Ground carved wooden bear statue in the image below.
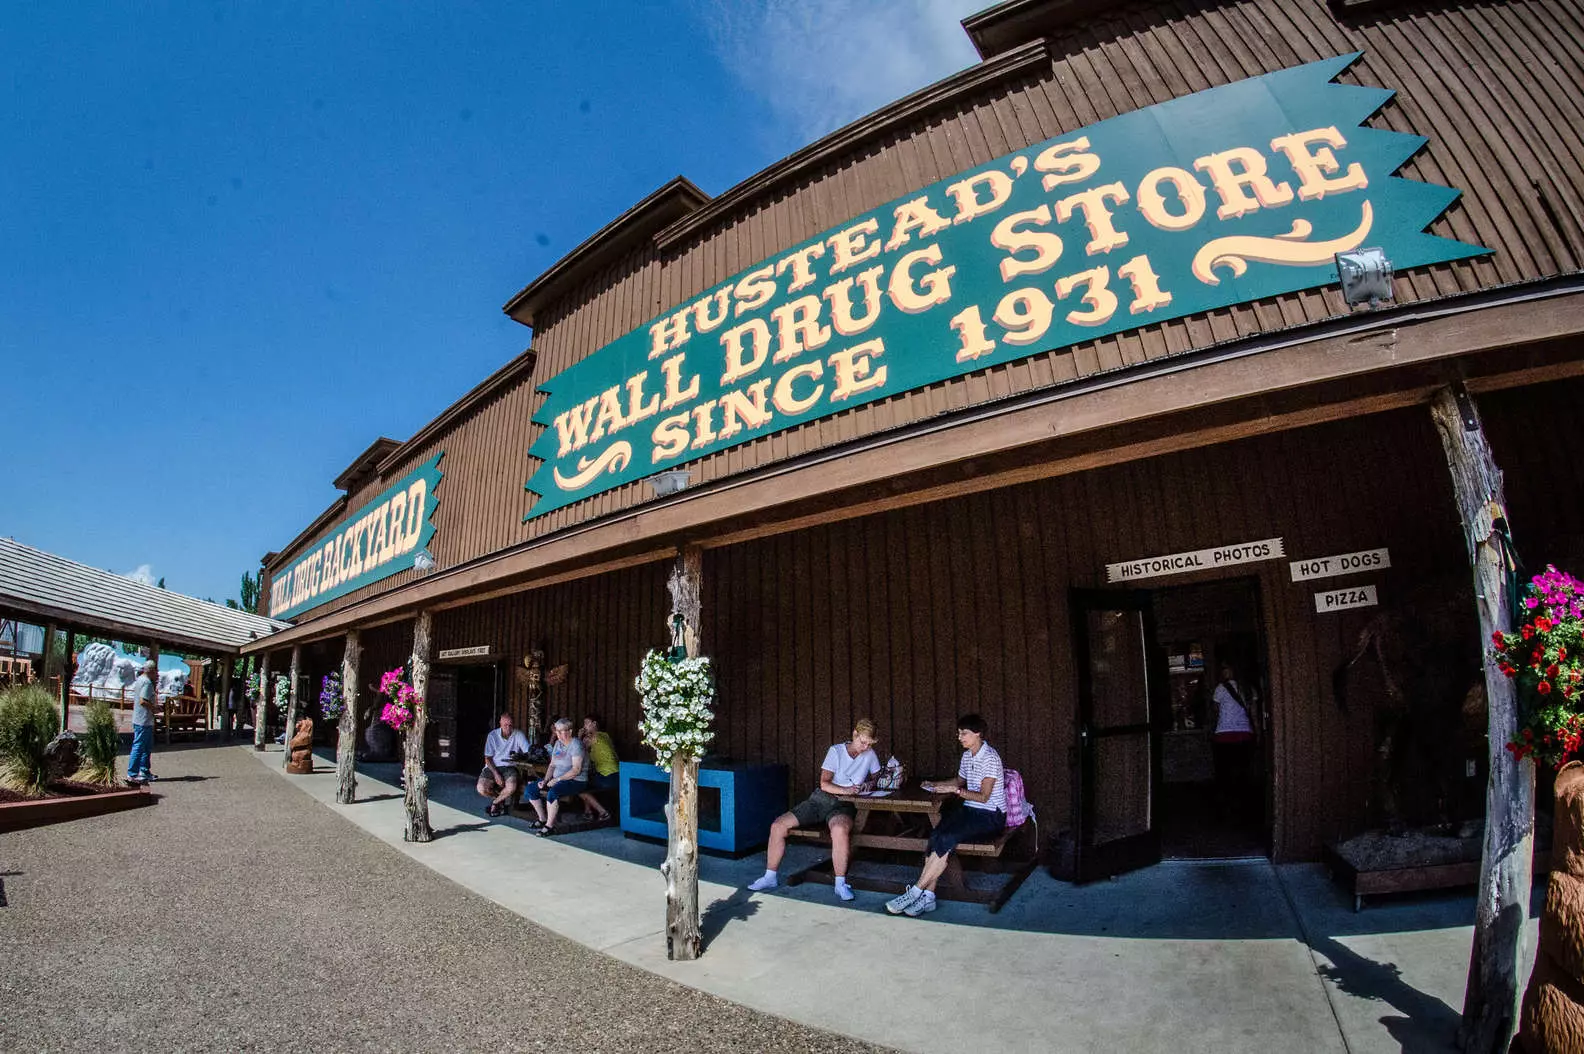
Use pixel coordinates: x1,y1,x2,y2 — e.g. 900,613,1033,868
1518,761,1584,1051
286,718,316,774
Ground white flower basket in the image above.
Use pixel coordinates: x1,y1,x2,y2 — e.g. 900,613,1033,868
635,649,716,771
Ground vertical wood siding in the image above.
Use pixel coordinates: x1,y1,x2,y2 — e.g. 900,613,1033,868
699,398,1516,862
268,0,1584,631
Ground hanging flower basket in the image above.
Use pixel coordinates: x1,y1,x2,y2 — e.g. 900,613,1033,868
246,671,262,702
319,673,345,723
272,674,291,716
1494,565,1584,768
378,666,421,733
635,649,715,770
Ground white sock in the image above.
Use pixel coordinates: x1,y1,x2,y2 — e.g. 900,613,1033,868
748,870,778,891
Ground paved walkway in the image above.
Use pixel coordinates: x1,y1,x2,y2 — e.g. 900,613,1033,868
0,743,885,1054
252,745,1540,1054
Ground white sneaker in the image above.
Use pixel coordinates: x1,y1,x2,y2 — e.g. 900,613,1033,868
747,873,778,892
885,885,923,914
904,890,937,917
834,880,855,902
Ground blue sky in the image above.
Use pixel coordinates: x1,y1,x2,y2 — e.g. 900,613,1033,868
2,1,981,606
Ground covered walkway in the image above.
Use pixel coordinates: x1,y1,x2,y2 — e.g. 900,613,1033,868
0,537,287,731
262,744,1541,1054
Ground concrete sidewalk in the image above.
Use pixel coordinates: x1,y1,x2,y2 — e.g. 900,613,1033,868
259,746,1538,1054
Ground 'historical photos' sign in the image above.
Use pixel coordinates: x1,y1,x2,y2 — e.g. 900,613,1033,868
1106,538,1284,584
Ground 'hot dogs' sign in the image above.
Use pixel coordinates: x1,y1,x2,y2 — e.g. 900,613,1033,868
525,53,1486,518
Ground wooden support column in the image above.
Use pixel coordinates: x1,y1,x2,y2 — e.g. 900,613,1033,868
282,645,302,770
403,612,433,842
150,641,165,745
54,624,72,731
1430,384,1534,1054
220,658,234,742
336,631,360,804
254,652,271,751
662,545,703,962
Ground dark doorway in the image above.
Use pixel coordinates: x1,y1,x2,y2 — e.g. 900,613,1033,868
452,664,500,774
1151,577,1269,858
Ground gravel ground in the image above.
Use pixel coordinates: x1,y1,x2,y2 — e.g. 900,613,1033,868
0,742,890,1054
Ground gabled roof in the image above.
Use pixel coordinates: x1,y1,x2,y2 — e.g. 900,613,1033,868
961,0,1113,59
0,537,287,654
502,177,710,329
333,437,403,492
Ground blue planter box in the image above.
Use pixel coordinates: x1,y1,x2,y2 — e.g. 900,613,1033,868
619,760,789,854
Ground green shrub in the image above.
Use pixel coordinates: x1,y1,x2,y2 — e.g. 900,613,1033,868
0,683,61,796
76,699,120,786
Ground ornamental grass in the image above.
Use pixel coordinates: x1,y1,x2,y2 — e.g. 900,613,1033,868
74,698,120,787
0,683,61,796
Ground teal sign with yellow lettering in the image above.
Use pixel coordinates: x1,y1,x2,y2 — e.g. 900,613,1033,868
270,453,444,620
525,53,1487,518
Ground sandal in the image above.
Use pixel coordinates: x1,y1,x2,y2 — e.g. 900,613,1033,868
535,825,554,837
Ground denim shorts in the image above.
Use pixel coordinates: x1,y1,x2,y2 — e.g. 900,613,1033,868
526,779,588,803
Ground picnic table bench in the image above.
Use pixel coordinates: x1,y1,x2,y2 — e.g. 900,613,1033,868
783,785,1036,912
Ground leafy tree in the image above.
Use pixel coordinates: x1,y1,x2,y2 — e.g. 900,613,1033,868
234,571,260,614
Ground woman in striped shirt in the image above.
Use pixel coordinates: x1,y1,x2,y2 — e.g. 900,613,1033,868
886,713,1007,917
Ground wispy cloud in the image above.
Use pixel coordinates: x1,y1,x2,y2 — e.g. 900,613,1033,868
122,563,157,586
695,0,984,147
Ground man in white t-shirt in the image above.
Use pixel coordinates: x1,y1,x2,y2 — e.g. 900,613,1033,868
476,712,532,817
747,719,881,902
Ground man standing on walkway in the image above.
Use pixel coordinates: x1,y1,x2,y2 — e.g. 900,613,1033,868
127,659,157,786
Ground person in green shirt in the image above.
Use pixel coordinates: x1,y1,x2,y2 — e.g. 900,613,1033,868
578,715,620,822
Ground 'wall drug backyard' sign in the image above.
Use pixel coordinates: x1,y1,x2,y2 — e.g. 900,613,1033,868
524,53,1488,518
270,454,444,619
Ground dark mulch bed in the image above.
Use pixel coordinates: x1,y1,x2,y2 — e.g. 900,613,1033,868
0,779,116,805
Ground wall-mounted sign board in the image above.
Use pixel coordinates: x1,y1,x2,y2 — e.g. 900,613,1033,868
270,453,444,621
439,645,491,660
1314,584,1379,613
1106,538,1284,584
523,52,1487,518
1290,548,1390,581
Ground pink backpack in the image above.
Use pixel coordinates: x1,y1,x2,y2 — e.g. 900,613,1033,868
1004,768,1031,828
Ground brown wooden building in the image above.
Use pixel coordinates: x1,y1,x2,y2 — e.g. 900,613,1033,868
243,0,1584,872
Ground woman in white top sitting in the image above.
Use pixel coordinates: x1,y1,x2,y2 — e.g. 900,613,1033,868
887,713,1006,918
747,719,881,902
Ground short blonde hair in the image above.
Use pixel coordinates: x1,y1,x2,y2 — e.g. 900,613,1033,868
853,718,878,740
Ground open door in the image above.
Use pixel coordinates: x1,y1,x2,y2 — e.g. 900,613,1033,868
1071,588,1168,882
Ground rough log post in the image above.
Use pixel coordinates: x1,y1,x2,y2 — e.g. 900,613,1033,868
403,612,434,842
150,642,164,745
336,631,360,804
220,659,233,742
254,652,271,751
665,756,702,961
663,545,704,961
282,645,302,770
1430,385,1534,1054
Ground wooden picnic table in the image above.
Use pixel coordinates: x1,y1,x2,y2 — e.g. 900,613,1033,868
784,782,1035,912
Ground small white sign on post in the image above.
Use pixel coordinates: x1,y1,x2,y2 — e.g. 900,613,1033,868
1290,548,1391,581
438,645,491,660
1314,584,1379,613
1106,538,1284,584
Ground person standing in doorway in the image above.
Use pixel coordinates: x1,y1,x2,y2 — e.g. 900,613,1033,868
127,660,158,786
1211,662,1257,819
